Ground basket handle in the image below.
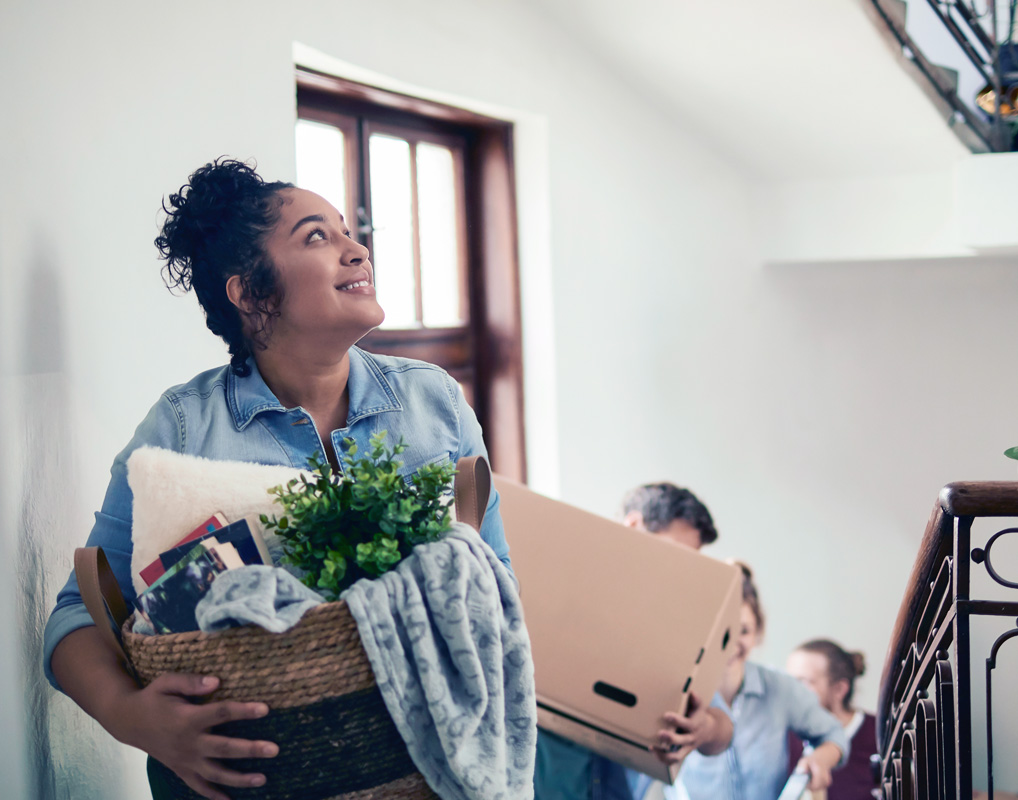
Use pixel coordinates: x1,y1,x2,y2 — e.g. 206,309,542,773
454,455,491,532
74,546,132,667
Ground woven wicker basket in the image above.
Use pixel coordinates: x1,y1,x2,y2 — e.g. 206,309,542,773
76,456,492,800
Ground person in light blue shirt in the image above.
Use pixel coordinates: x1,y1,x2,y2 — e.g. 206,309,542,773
44,159,513,800
535,483,733,800
677,563,848,800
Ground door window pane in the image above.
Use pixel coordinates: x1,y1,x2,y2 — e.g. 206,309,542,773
417,143,463,326
295,119,347,221
369,134,417,328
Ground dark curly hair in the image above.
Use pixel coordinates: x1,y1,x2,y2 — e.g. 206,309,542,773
620,482,718,545
155,158,294,376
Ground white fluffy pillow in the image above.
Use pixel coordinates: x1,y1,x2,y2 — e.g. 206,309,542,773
127,446,305,595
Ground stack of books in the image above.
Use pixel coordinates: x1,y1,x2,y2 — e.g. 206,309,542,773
135,513,270,634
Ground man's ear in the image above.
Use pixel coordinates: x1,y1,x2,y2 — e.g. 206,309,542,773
225,275,253,313
622,511,644,530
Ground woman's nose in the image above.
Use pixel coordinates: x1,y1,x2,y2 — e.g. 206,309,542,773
341,237,370,266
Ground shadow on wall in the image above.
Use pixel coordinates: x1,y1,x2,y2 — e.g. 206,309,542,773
18,248,126,800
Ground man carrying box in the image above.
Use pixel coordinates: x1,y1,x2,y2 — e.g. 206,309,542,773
534,483,733,800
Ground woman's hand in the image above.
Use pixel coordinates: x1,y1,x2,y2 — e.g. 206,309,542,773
651,693,733,764
797,756,832,791
109,673,279,800
797,741,843,792
51,627,279,800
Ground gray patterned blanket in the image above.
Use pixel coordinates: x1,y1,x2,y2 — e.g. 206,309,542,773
341,523,537,800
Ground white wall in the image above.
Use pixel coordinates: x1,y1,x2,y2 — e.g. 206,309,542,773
4,0,1018,797
758,152,1018,263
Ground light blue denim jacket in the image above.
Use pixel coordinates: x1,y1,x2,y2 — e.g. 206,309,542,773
44,346,511,690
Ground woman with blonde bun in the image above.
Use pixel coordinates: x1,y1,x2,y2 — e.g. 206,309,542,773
786,640,878,799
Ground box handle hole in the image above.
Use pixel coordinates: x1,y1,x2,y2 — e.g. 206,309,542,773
593,681,637,707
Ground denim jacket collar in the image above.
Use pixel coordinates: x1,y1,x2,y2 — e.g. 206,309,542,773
227,346,403,430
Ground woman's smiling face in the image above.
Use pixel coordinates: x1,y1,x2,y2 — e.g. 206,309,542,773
728,601,762,668
260,188,385,348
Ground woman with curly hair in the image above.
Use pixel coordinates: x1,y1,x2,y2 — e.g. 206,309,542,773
43,158,513,800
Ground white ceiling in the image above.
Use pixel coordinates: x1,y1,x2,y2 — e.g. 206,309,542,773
528,0,970,179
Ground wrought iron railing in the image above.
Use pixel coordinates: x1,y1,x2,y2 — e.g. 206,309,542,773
865,0,1018,152
877,481,1018,798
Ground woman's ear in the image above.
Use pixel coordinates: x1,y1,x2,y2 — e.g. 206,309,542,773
832,677,851,708
225,275,253,314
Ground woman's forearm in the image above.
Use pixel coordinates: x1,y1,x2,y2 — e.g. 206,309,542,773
811,740,843,770
50,626,143,743
698,707,733,755
51,626,279,800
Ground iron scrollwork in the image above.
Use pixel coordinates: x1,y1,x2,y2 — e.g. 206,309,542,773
984,621,1018,800
971,527,1018,589
934,658,956,800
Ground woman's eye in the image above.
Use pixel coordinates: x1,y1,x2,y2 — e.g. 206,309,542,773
306,227,327,243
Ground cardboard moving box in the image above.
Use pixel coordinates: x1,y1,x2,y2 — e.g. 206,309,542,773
494,475,742,782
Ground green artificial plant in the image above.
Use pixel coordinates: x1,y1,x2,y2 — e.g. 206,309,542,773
260,431,456,600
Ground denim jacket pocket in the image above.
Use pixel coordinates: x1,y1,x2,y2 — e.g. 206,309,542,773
398,451,454,486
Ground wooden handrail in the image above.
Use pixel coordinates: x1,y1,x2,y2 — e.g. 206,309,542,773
877,500,952,748
877,481,1018,749
939,481,1018,517
876,480,1018,795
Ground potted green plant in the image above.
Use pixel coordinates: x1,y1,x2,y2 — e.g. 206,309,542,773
260,431,456,600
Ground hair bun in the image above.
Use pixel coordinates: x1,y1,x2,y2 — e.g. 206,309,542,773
156,158,268,291
851,651,866,678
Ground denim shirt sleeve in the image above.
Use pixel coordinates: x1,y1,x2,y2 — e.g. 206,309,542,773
450,377,513,575
785,675,850,767
42,394,182,691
